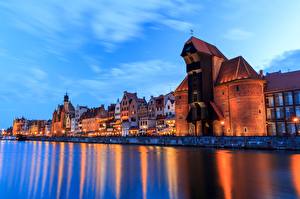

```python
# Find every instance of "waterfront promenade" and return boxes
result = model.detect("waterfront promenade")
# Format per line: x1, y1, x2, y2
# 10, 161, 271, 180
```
23, 136, 300, 150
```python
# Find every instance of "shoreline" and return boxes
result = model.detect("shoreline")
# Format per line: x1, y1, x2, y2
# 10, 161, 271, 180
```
9, 136, 300, 150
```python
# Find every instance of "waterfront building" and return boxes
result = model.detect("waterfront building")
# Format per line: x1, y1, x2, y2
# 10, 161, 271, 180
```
51, 93, 75, 136
28, 120, 47, 136
71, 105, 88, 135
179, 36, 266, 136
113, 99, 122, 135
137, 97, 156, 135
264, 71, 300, 136
174, 77, 189, 136
12, 117, 28, 135
45, 120, 52, 136
120, 91, 145, 135
80, 105, 108, 135
164, 92, 175, 117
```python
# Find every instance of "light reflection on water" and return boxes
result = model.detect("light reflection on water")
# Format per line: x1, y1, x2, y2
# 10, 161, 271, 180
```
0, 141, 300, 199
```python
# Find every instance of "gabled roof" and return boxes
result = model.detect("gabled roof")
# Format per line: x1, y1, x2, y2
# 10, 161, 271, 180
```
216, 56, 260, 85
181, 36, 227, 59
265, 70, 300, 92
175, 76, 188, 92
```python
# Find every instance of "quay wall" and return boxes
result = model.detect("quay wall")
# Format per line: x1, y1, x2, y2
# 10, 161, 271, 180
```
24, 136, 300, 150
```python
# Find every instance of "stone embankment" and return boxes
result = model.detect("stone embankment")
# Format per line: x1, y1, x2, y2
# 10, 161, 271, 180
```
24, 136, 300, 150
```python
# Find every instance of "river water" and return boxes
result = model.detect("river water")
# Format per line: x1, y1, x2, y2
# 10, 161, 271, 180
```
0, 141, 299, 199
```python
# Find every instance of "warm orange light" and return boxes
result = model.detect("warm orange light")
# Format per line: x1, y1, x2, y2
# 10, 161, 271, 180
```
293, 117, 299, 123
220, 120, 225, 126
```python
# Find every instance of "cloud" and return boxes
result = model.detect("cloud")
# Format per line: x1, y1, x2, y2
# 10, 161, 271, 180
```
224, 28, 253, 41
89, 65, 101, 73
265, 49, 300, 73
58, 59, 185, 102
0, 0, 199, 51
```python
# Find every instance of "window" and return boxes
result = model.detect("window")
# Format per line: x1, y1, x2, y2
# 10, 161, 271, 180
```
267, 108, 275, 120
267, 122, 276, 136
276, 122, 286, 135
284, 92, 293, 105
189, 56, 194, 63
275, 93, 284, 106
285, 107, 295, 120
168, 105, 170, 110
295, 91, 300, 104
193, 91, 198, 102
287, 123, 296, 135
236, 86, 240, 91
296, 107, 300, 117
266, 95, 274, 107
276, 107, 284, 119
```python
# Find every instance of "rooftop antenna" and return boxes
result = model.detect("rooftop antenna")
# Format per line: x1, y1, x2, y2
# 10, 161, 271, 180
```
190, 29, 194, 36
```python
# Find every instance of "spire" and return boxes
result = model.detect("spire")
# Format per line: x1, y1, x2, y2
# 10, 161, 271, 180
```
64, 92, 69, 102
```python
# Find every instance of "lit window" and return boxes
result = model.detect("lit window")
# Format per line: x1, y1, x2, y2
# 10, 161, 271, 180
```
266, 95, 274, 107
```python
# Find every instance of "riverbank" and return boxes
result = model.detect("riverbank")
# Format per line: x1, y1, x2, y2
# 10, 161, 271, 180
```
20, 136, 300, 150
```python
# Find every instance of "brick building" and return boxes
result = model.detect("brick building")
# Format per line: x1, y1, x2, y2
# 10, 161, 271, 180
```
51, 93, 75, 136
177, 36, 267, 136
265, 71, 300, 135
174, 77, 189, 136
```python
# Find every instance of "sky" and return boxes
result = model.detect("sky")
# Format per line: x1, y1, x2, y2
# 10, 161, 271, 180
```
0, 0, 300, 128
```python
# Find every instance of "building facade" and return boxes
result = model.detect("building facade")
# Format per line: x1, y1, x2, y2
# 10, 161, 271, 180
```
265, 71, 300, 136
178, 36, 267, 136
51, 93, 75, 136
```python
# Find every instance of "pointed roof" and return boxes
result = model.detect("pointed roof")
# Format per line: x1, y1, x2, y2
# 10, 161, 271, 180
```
216, 56, 260, 85
175, 76, 188, 92
181, 36, 227, 59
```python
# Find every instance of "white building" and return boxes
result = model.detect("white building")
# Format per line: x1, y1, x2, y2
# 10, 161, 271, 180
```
115, 99, 121, 120
71, 105, 88, 134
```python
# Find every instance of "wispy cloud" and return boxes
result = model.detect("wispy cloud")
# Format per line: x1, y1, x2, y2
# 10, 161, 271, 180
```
58, 59, 185, 102
265, 49, 300, 73
224, 28, 253, 41
0, 0, 199, 51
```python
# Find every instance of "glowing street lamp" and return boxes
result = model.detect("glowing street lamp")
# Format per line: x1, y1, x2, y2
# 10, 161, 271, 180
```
293, 117, 299, 136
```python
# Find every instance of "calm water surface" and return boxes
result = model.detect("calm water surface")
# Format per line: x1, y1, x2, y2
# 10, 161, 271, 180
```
0, 141, 300, 199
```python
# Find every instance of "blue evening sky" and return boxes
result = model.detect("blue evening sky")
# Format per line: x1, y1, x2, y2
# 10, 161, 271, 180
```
1, 0, 300, 128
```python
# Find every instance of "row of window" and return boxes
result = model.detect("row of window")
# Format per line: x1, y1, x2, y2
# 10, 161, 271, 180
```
266, 91, 300, 107
267, 122, 300, 135
267, 106, 300, 120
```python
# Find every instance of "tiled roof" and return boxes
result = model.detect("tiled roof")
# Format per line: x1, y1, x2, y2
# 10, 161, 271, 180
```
216, 56, 260, 85
265, 70, 300, 92
183, 36, 227, 59
175, 76, 188, 92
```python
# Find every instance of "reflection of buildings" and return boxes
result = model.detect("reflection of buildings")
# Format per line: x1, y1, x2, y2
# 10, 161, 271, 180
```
265, 71, 300, 135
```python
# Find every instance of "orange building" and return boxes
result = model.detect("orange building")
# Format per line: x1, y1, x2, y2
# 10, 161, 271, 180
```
174, 77, 189, 136
177, 36, 267, 136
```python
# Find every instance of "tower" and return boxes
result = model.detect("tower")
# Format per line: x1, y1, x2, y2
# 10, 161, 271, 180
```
181, 36, 226, 135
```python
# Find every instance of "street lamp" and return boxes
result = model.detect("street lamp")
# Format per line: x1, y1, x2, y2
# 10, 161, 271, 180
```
220, 120, 225, 136
293, 117, 299, 135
